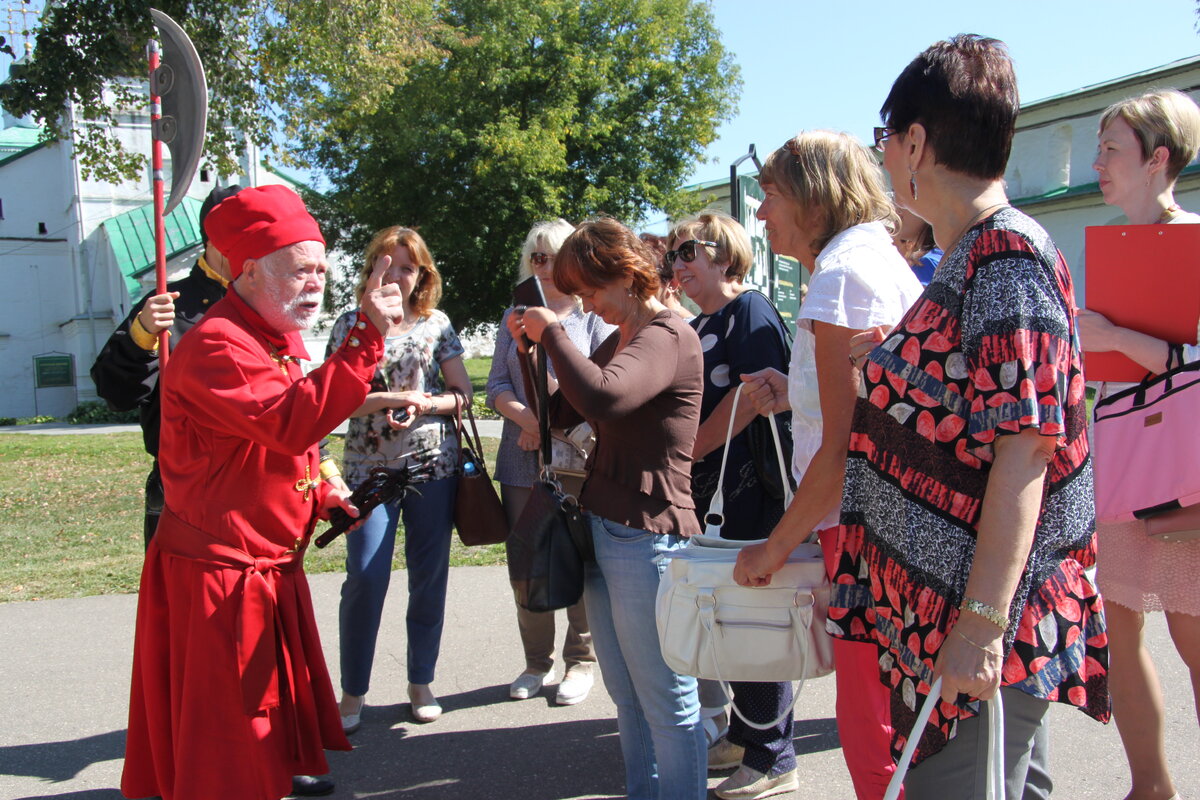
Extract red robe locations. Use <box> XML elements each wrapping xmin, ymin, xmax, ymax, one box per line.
<box><xmin>121</xmin><ymin>289</ymin><xmax>383</xmax><ymax>800</ymax></box>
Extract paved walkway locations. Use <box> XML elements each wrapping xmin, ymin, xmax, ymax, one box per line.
<box><xmin>1</xmin><ymin>565</ymin><xmax>1198</xmax><ymax>800</ymax></box>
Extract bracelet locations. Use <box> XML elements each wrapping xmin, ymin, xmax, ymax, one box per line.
<box><xmin>130</xmin><ymin>314</ymin><xmax>161</xmax><ymax>352</ymax></box>
<box><xmin>318</xmin><ymin>459</ymin><xmax>342</xmax><ymax>481</ymax></box>
<box><xmin>954</xmin><ymin>629</ymin><xmax>1002</xmax><ymax>658</ymax></box>
<box><xmin>960</xmin><ymin>597</ymin><xmax>1009</xmax><ymax>632</ymax></box>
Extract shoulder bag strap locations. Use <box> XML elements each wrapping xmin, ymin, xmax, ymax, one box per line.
<box><xmin>883</xmin><ymin>677</ymin><xmax>1005</xmax><ymax>800</ymax></box>
<box><xmin>452</xmin><ymin>389</ymin><xmax>485</xmax><ymax>461</ymax></box>
<box><xmin>703</xmin><ymin>384</ymin><xmax>794</xmax><ymax>537</ymax></box>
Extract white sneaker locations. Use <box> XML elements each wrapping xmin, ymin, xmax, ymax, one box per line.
<box><xmin>339</xmin><ymin>693</ymin><xmax>364</xmax><ymax>734</ymax></box>
<box><xmin>509</xmin><ymin>668</ymin><xmax>555</xmax><ymax>700</ymax></box>
<box><xmin>707</xmin><ymin>736</ymin><xmax>745</xmax><ymax>771</ymax></box>
<box><xmin>554</xmin><ymin>668</ymin><xmax>594</xmax><ymax>706</ymax></box>
<box><xmin>407</xmin><ymin>683</ymin><xmax>441</xmax><ymax>723</ymax></box>
<box><xmin>715</xmin><ymin>766</ymin><xmax>798</xmax><ymax>800</ymax></box>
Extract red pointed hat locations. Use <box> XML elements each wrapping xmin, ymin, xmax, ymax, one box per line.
<box><xmin>203</xmin><ymin>184</ymin><xmax>325</xmax><ymax>279</ymax></box>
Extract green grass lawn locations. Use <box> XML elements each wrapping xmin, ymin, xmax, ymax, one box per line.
<box><xmin>0</xmin><ymin>431</ymin><xmax>506</xmax><ymax>603</ymax></box>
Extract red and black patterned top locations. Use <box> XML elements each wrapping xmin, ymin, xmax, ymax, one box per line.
<box><xmin>828</xmin><ymin>206</ymin><xmax>1110</xmax><ymax>765</ymax></box>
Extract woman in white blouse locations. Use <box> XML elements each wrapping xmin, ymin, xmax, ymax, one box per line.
<box><xmin>732</xmin><ymin>131</ymin><xmax>922</xmax><ymax>799</ymax></box>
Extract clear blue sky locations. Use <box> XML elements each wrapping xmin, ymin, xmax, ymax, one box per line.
<box><xmin>690</xmin><ymin>0</ymin><xmax>1200</xmax><ymax>188</ymax></box>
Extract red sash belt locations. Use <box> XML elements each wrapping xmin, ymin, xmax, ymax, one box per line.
<box><xmin>155</xmin><ymin>507</ymin><xmax>306</xmax><ymax>716</ymax></box>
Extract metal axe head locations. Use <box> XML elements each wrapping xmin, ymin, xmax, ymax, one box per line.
<box><xmin>149</xmin><ymin>8</ymin><xmax>208</xmax><ymax>215</ymax></box>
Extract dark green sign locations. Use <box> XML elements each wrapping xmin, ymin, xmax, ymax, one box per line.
<box><xmin>34</xmin><ymin>355</ymin><xmax>75</xmax><ymax>388</ymax></box>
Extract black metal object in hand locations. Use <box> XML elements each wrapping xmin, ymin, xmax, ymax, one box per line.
<box><xmin>314</xmin><ymin>463</ymin><xmax>433</xmax><ymax>549</ymax></box>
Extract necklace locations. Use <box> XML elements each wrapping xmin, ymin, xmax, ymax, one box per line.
<box><xmin>1157</xmin><ymin>204</ymin><xmax>1183</xmax><ymax>224</ymax></box>
<box><xmin>944</xmin><ymin>203</ymin><xmax>1007</xmax><ymax>256</ymax></box>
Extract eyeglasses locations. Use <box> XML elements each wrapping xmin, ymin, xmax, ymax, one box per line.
<box><xmin>665</xmin><ymin>239</ymin><xmax>718</xmax><ymax>265</ymax></box>
<box><xmin>530</xmin><ymin>252</ymin><xmax>555</xmax><ymax>266</ymax></box>
<box><xmin>873</xmin><ymin>127</ymin><xmax>898</xmax><ymax>152</ymax></box>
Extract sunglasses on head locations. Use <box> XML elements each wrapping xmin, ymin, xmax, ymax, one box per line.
<box><xmin>665</xmin><ymin>239</ymin><xmax>718</xmax><ymax>265</ymax></box>
<box><xmin>530</xmin><ymin>252</ymin><xmax>555</xmax><ymax>267</ymax></box>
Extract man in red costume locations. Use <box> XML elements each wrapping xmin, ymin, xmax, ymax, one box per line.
<box><xmin>121</xmin><ymin>185</ymin><xmax>403</xmax><ymax>800</ymax></box>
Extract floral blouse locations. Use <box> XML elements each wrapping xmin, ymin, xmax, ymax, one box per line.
<box><xmin>828</xmin><ymin>207</ymin><xmax>1110</xmax><ymax>765</ymax></box>
<box><xmin>327</xmin><ymin>308</ymin><xmax>464</xmax><ymax>487</ymax></box>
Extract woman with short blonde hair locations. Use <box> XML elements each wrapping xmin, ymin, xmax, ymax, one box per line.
<box><xmin>1079</xmin><ymin>87</ymin><xmax>1200</xmax><ymax>800</ymax></box>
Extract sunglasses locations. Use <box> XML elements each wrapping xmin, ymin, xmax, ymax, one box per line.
<box><xmin>530</xmin><ymin>252</ymin><xmax>555</xmax><ymax>267</ymax></box>
<box><xmin>873</xmin><ymin>126</ymin><xmax>898</xmax><ymax>152</ymax></box>
<box><xmin>665</xmin><ymin>239</ymin><xmax>718</xmax><ymax>265</ymax></box>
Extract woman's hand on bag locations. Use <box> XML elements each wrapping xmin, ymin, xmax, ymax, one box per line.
<box><xmin>933</xmin><ymin>618</ymin><xmax>1005</xmax><ymax>703</ymax></box>
<box><xmin>733</xmin><ymin>541</ymin><xmax>788</xmax><ymax>587</ymax></box>
<box><xmin>517</xmin><ymin>428</ymin><xmax>541</xmax><ymax>451</ymax></box>
<box><xmin>848</xmin><ymin>325</ymin><xmax>891</xmax><ymax>370</ymax></box>
<box><xmin>517</xmin><ymin>306</ymin><xmax>556</xmax><ymax>343</ymax></box>
<box><xmin>739</xmin><ymin>369</ymin><xmax>789</xmax><ymax>416</ymax></box>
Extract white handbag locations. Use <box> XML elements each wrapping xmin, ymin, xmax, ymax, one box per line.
<box><xmin>884</xmin><ymin>677</ymin><xmax>1005</xmax><ymax>800</ymax></box>
<box><xmin>656</xmin><ymin>386</ymin><xmax>834</xmax><ymax>727</ymax></box>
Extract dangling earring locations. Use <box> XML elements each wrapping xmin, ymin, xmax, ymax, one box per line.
<box><xmin>909</xmin><ymin>171</ymin><xmax>919</xmax><ymax>201</ymax></box>
<box><xmin>626</xmin><ymin>286</ymin><xmax>634</xmax><ymax>297</ymax></box>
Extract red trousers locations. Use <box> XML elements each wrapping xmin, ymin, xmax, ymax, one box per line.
<box><xmin>818</xmin><ymin>527</ymin><xmax>902</xmax><ymax>800</ymax></box>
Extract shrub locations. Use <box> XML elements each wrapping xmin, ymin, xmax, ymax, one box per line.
<box><xmin>67</xmin><ymin>401</ymin><xmax>140</xmax><ymax>425</ymax></box>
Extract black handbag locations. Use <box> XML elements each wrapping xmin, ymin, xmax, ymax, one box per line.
<box><xmin>507</xmin><ymin>345</ymin><xmax>592</xmax><ymax>612</ymax></box>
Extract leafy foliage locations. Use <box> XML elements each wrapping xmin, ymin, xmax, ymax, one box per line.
<box><xmin>67</xmin><ymin>400</ymin><xmax>140</xmax><ymax>424</ymax></box>
<box><xmin>0</xmin><ymin>0</ymin><xmax>454</xmax><ymax>182</ymax></box>
<box><xmin>308</xmin><ymin>0</ymin><xmax>741</xmax><ymax>330</ymax></box>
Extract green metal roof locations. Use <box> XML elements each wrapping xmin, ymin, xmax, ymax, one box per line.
<box><xmin>0</xmin><ymin>124</ymin><xmax>44</xmax><ymax>165</ymax></box>
<box><xmin>101</xmin><ymin>197</ymin><xmax>203</xmax><ymax>297</ymax></box>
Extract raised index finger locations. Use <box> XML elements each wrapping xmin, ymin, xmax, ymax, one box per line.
<box><xmin>365</xmin><ymin>254</ymin><xmax>392</xmax><ymax>293</ymax></box>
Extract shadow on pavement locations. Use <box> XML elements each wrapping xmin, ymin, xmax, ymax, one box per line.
<box><xmin>1</xmin><ymin>729</ymin><xmax>125</xmax><ymax>783</ymax></box>
<box><xmin>329</xmin><ymin>711</ymin><xmax>625</xmax><ymax>799</ymax></box>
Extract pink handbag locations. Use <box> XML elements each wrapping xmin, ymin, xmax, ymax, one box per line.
<box><xmin>1093</xmin><ymin>346</ymin><xmax>1200</xmax><ymax>524</ymax></box>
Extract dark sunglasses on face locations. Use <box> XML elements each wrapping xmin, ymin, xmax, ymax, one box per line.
<box><xmin>873</xmin><ymin>126</ymin><xmax>898</xmax><ymax>152</ymax></box>
<box><xmin>530</xmin><ymin>252</ymin><xmax>555</xmax><ymax>267</ymax></box>
<box><xmin>666</xmin><ymin>239</ymin><xmax>718</xmax><ymax>265</ymax></box>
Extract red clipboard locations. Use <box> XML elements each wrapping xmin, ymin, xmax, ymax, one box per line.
<box><xmin>1084</xmin><ymin>224</ymin><xmax>1200</xmax><ymax>382</ymax></box>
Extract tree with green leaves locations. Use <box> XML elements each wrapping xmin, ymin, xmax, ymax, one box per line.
<box><xmin>0</xmin><ymin>0</ymin><xmax>453</xmax><ymax>182</ymax></box>
<box><xmin>309</xmin><ymin>0</ymin><xmax>740</xmax><ymax>331</ymax></box>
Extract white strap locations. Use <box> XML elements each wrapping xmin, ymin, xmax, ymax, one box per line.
<box><xmin>884</xmin><ymin>678</ymin><xmax>1006</xmax><ymax>800</ymax></box>
<box><xmin>703</xmin><ymin>384</ymin><xmax>794</xmax><ymax>537</ymax></box>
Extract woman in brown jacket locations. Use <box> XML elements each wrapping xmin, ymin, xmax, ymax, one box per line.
<box><xmin>510</xmin><ymin>218</ymin><xmax>706</xmax><ymax>800</ymax></box>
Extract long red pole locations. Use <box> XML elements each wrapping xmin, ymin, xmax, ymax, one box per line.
<box><xmin>149</xmin><ymin>37</ymin><xmax>169</xmax><ymax>364</ymax></box>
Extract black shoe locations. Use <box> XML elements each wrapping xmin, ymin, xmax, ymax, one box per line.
<box><xmin>290</xmin><ymin>775</ymin><xmax>335</xmax><ymax>797</ymax></box>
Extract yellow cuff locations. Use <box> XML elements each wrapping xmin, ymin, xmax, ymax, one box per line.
<box><xmin>130</xmin><ymin>315</ymin><xmax>161</xmax><ymax>352</ymax></box>
<box><xmin>318</xmin><ymin>459</ymin><xmax>342</xmax><ymax>481</ymax></box>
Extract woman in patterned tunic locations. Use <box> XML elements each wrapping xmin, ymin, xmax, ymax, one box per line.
<box><xmin>828</xmin><ymin>35</ymin><xmax>1108</xmax><ymax>797</ymax></box>
<box><xmin>329</xmin><ymin>226</ymin><xmax>473</xmax><ymax>730</ymax></box>
<box><xmin>1077</xmin><ymin>89</ymin><xmax>1200</xmax><ymax>800</ymax></box>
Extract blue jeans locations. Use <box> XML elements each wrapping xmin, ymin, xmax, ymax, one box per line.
<box><xmin>584</xmin><ymin>513</ymin><xmax>705</xmax><ymax>800</ymax></box>
<box><xmin>339</xmin><ymin>475</ymin><xmax>457</xmax><ymax>693</ymax></box>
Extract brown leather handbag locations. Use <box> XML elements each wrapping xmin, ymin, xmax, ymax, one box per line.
<box><xmin>451</xmin><ymin>391</ymin><xmax>509</xmax><ymax>546</ymax></box>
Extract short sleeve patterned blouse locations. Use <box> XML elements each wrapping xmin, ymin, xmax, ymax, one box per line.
<box><xmin>327</xmin><ymin>308</ymin><xmax>465</xmax><ymax>487</ymax></box>
<box><xmin>828</xmin><ymin>207</ymin><xmax>1110</xmax><ymax>765</ymax></box>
